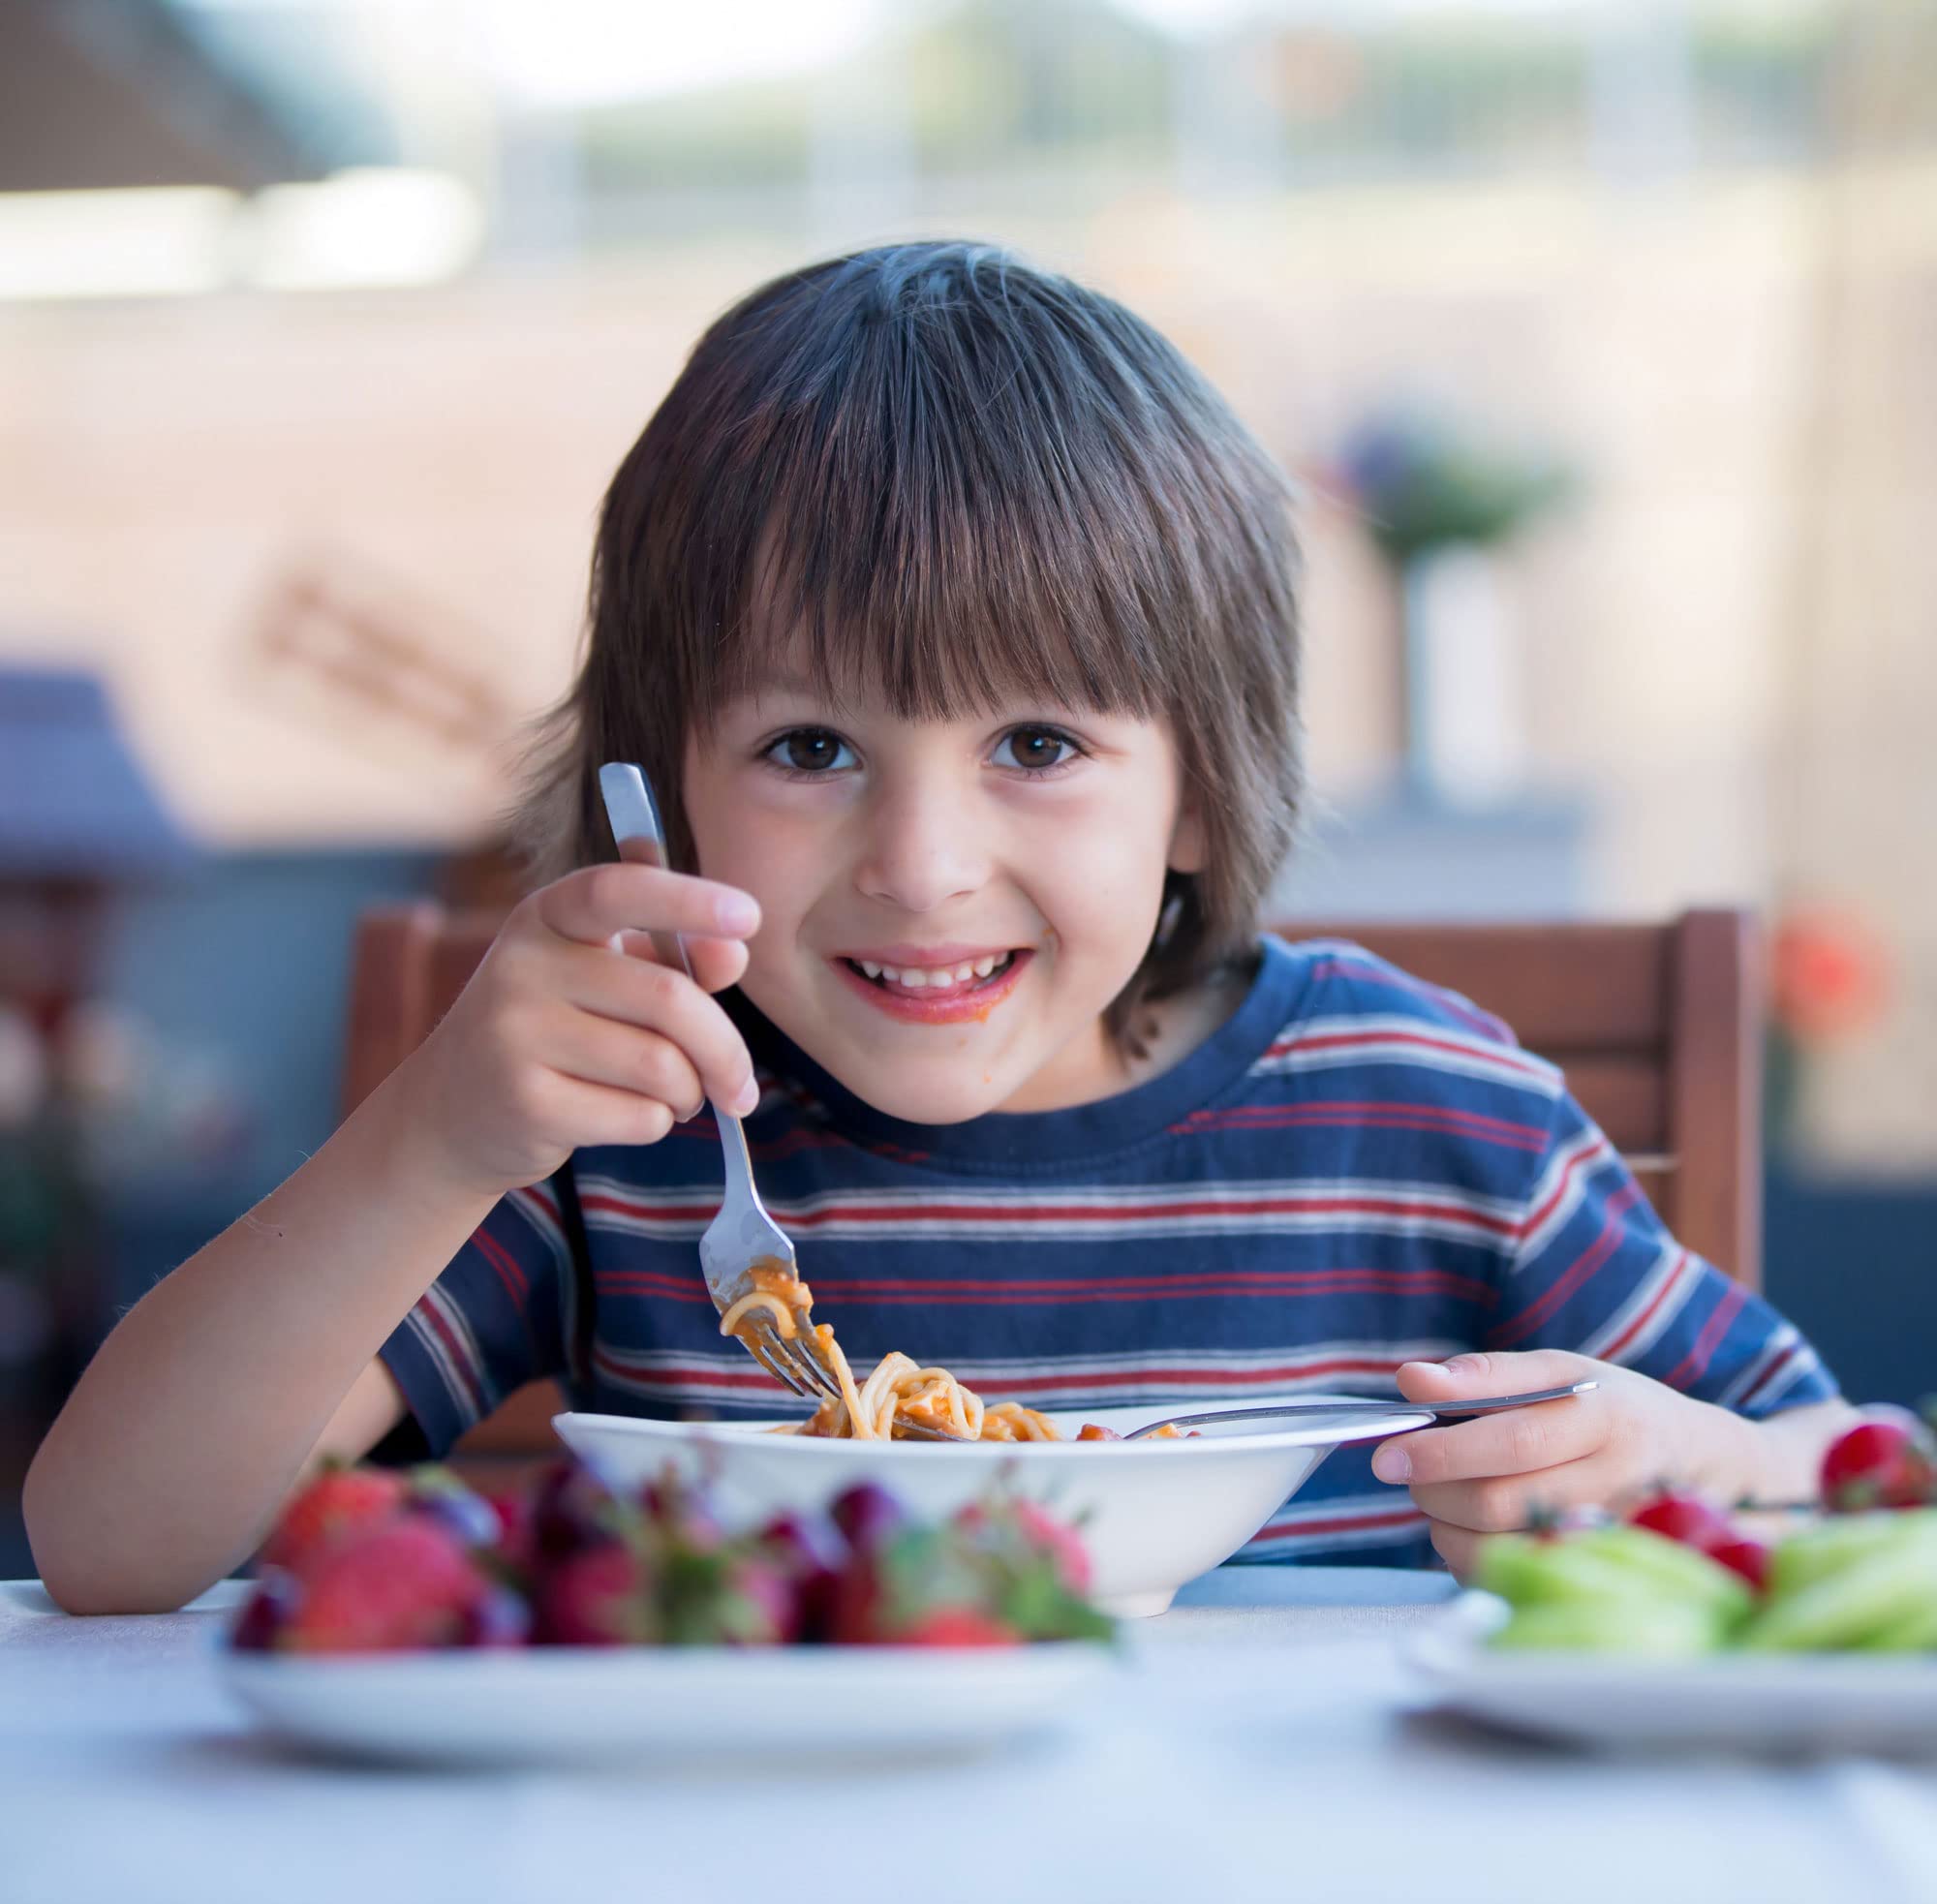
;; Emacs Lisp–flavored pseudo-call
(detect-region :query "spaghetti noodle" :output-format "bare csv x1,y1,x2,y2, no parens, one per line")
718,1258,1065,1442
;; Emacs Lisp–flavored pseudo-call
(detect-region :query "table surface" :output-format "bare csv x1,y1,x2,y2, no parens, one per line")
6,1565,1936,1904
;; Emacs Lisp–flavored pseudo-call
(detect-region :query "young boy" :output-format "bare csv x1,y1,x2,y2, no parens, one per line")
26,241,1850,1612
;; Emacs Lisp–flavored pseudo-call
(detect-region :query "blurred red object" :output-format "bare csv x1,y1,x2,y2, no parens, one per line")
1770,906,1892,1045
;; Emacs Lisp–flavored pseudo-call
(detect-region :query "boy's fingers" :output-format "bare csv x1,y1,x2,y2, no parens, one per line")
537,862,760,948
1427,1521,1486,1582
612,931,748,995
539,1013,705,1122
1395,1349,1594,1405
559,945,758,1114
1407,1452,1610,1535
1372,1393,1602,1488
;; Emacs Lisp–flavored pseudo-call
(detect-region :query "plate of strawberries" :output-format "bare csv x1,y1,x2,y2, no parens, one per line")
219,1456,1117,1766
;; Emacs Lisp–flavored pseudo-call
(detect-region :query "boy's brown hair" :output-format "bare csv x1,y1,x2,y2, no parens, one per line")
517,239,1303,1058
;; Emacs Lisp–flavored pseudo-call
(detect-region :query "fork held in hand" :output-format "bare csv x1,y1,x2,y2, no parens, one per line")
597,764,822,1402
596,761,961,1438
1122,1381,1599,1439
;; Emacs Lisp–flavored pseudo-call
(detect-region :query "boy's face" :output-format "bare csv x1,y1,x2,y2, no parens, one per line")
683,681,1204,1121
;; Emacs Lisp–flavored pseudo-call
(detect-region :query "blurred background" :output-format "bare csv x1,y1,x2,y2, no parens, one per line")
2,0,1933,1570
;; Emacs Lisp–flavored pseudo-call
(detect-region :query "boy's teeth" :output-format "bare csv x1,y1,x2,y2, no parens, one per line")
856,955,1012,990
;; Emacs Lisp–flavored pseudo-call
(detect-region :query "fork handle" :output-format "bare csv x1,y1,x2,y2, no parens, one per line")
597,762,751,1154
1124,1381,1598,1438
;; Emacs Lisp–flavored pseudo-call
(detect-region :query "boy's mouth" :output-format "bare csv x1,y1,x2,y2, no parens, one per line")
831,948,1031,1022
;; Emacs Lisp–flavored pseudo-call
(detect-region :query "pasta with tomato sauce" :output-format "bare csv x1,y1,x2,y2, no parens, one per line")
716,1259,1185,1443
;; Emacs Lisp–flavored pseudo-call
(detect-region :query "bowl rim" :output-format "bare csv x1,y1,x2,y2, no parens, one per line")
552,1397,1432,1459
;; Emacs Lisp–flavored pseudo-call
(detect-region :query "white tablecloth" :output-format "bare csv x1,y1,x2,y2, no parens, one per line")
5,1567,1935,1904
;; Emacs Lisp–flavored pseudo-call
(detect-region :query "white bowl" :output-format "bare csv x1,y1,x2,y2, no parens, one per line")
554,1395,1428,1617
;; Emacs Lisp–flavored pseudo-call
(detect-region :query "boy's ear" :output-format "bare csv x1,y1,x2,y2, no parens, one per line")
1167,803,1208,875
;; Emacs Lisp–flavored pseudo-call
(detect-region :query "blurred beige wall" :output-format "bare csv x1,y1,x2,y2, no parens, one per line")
2,164,1930,950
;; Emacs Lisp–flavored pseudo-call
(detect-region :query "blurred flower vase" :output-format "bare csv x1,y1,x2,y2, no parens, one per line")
1766,906,1893,1164
1334,411,1576,806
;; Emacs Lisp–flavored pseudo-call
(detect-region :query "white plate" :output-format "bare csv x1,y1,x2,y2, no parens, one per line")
1408,1591,1937,1755
218,1638,1115,1768
555,1395,1430,1617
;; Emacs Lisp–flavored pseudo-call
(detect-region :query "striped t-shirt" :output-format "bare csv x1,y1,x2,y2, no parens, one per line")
379,934,1835,1567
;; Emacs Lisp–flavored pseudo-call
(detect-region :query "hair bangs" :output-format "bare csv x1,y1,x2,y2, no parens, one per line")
683,284,1212,729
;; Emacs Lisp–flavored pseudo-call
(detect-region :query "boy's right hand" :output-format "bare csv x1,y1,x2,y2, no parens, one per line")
391,860,763,1199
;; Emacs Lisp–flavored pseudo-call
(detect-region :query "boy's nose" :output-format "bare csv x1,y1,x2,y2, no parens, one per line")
853,784,988,913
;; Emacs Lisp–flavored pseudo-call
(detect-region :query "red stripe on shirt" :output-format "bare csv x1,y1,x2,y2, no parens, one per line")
1660,1283,1747,1392
1738,1339,1799,1409
580,1190,1521,1238
1598,1248,1690,1364
416,1294,488,1418
590,1353,1414,1396
1516,1134,1615,1251
470,1226,528,1307
1255,1506,1426,1542
1180,1098,1550,1145
1490,1182,1642,1349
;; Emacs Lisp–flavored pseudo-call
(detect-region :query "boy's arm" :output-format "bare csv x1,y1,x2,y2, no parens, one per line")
22,1067,497,1615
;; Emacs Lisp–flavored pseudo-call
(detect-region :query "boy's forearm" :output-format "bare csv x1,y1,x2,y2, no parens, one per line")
1737,1397,1862,1505
23,1070,500,1614
1688,1395,1860,1510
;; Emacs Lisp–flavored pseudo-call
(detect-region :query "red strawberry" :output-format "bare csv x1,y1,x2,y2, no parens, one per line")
1706,1535,1772,1594
260,1465,409,1578
230,1569,302,1651
899,1608,1020,1646
531,1539,654,1646
1627,1487,1735,1552
280,1518,491,1652
1822,1407,1937,1512
1010,1500,1092,1593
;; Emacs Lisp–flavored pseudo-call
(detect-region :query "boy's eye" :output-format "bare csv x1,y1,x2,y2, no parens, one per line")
993,726,1078,773
767,728,853,774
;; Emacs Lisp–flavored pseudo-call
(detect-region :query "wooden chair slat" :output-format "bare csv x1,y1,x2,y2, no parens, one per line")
1284,922,1670,1052
1537,1054,1669,1152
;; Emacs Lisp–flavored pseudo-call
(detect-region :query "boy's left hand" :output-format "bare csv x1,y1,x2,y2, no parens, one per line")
1371,1350,1762,1580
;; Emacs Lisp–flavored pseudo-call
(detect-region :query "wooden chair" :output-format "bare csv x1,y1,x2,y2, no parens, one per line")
342,904,1763,1456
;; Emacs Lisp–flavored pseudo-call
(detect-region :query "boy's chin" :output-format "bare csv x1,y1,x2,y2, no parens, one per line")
838,1064,1014,1126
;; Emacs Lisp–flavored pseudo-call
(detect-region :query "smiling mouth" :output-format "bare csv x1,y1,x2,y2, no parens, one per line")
840,951,1019,998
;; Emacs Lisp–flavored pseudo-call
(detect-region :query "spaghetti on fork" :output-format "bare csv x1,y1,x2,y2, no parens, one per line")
718,1259,1061,1442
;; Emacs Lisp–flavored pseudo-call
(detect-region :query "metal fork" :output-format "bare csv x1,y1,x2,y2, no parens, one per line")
597,761,964,1439
1122,1381,1599,1439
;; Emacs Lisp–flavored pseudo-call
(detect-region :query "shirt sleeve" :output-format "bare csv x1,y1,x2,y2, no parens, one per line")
377,1174,575,1457
1491,1089,1838,1418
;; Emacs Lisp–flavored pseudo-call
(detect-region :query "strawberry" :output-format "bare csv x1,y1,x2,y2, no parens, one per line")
1627,1487,1735,1553
259,1463,409,1578
754,1512,844,1642
899,1608,1020,1646
1010,1500,1092,1593
405,1470,501,1551
1706,1535,1772,1595
531,1539,655,1645
280,1518,492,1652
230,1569,302,1651
829,1482,906,1553
1821,1408,1937,1512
